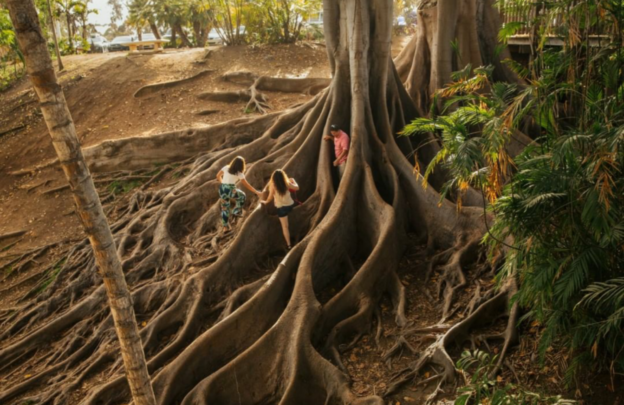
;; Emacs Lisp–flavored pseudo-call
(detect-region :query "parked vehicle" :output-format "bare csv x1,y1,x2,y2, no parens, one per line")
206,27,246,45
109,35,132,52
207,29,223,45
88,34,109,53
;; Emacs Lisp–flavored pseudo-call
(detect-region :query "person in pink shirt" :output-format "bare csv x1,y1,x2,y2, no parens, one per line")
323,124,350,178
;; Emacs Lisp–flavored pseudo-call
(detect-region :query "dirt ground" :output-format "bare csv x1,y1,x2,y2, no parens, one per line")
1,38,622,405
0,43,330,254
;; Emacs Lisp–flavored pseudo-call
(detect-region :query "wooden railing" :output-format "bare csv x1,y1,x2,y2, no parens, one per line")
500,0,612,39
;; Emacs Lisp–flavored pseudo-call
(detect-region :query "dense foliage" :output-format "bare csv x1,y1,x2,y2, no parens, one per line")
455,351,575,405
0,5,23,89
125,0,322,47
404,0,624,385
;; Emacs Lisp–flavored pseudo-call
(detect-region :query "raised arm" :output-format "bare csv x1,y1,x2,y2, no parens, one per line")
262,185,275,204
240,178,261,196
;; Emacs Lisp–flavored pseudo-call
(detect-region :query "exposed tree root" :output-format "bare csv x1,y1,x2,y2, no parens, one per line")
0,1,521,404
395,0,523,116
133,69,216,98
0,230,27,243
223,71,331,95
198,71,331,114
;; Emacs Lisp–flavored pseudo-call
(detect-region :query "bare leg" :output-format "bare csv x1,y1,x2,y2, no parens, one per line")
278,216,290,248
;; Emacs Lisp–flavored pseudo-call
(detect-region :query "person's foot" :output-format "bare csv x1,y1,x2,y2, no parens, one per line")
231,212,243,225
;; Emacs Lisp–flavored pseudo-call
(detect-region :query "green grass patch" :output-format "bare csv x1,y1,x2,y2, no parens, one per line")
37,259,66,293
107,179,143,195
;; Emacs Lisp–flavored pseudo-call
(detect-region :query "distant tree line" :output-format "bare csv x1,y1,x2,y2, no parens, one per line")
122,0,324,47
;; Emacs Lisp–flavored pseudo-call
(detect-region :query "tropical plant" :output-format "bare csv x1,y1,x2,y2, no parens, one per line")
54,0,81,52
210,0,248,45
250,0,321,44
0,6,24,89
186,0,212,47
72,0,97,40
403,0,624,387
455,350,576,405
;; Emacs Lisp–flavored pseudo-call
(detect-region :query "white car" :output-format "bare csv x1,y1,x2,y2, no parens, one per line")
207,26,246,45
207,29,224,45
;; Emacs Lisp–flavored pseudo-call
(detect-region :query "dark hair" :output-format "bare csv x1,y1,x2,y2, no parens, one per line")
228,156,246,175
271,170,289,196
330,124,339,131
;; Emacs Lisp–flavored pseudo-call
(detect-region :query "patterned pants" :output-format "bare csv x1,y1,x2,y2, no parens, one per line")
219,184,246,227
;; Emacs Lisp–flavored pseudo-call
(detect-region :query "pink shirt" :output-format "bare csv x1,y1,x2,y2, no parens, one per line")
334,130,350,165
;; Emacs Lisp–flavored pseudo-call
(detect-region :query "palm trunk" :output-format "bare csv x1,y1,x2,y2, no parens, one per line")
192,20,201,47
81,16,87,40
170,24,177,47
149,20,161,39
175,24,192,47
46,0,64,71
66,14,73,51
5,2,157,405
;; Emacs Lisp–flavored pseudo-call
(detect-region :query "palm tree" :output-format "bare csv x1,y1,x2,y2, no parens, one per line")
5,1,157,404
128,0,161,40
187,0,212,47
154,0,192,47
73,0,98,41
54,0,80,51
46,0,64,70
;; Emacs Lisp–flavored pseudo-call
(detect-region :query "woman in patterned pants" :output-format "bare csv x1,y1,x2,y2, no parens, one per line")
216,156,261,232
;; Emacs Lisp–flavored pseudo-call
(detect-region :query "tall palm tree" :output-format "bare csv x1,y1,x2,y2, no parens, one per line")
4,1,157,405
54,0,80,51
128,0,161,39
46,0,64,70
73,0,98,41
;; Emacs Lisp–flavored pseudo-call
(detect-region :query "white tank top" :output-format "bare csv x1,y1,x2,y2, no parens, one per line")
221,165,245,185
273,187,294,208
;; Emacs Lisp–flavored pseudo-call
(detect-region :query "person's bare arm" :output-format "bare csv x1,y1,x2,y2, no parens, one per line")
288,178,299,191
323,135,333,142
240,179,261,196
333,150,348,166
216,170,224,182
261,187,274,204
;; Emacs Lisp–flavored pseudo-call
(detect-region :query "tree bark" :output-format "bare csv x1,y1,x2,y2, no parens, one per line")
4,2,156,405
175,23,192,48
170,24,177,47
46,0,64,71
0,1,520,404
149,20,161,40
65,14,73,52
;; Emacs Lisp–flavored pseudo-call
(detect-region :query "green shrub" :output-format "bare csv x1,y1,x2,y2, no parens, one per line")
403,0,624,386
455,350,575,405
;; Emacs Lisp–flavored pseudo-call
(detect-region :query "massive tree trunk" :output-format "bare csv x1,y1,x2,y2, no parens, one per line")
4,1,156,405
0,0,519,404
395,0,522,116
